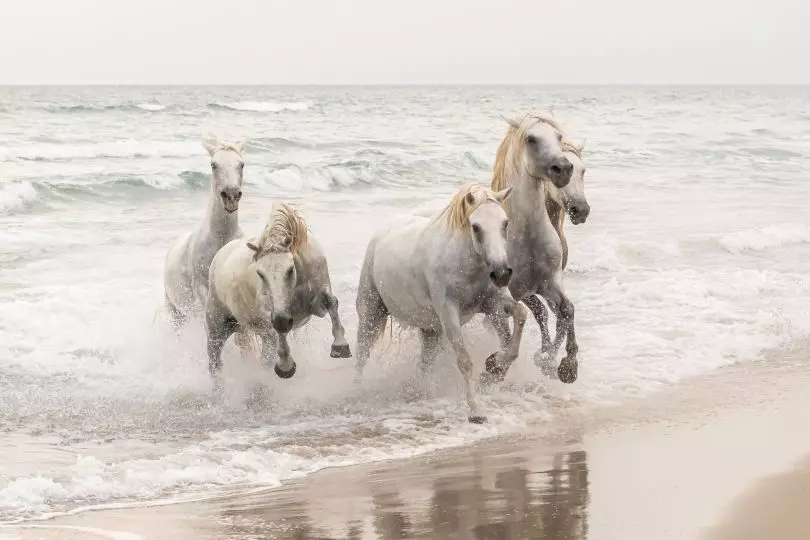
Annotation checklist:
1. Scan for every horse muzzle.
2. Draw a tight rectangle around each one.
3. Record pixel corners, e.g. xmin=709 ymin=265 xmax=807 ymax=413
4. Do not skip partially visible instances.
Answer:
xmin=547 ymin=159 xmax=573 ymax=188
xmin=220 ymin=188 xmax=242 ymax=213
xmin=272 ymin=313 xmax=294 ymax=333
xmin=567 ymin=202 xmax=590 ymax=224
xmin=489 ymin=266 xmax=513 ymax=288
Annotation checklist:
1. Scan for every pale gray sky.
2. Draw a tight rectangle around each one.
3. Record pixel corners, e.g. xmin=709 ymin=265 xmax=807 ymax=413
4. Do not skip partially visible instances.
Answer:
xmin=1 ymin=0 xmax=806 ymax=84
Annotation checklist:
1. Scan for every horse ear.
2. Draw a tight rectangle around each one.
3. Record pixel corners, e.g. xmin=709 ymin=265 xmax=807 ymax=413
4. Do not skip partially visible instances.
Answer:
xmin=494 ymin=186 xmax=513 ymax=203
xmin=577 ymin=138 xmax=587 ymax=153
xmin=247 ymin=241 xmax=260 ymax=253
xmin=234 ymin=140 xmax=247 ymax=154
xmin=202 ymin=141 xmax=217 ymax=156
xmin=500 ymin=114 xmax=521 ymax=130
xmin=465 ymin=192 xmax=476 ymax=206
xmin=280 ymin=236 xmax=293 ymax=249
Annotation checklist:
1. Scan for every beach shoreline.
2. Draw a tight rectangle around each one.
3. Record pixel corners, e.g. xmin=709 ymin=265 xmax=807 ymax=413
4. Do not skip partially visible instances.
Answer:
xmin=3 ymin=340 xmax=809 ymax=540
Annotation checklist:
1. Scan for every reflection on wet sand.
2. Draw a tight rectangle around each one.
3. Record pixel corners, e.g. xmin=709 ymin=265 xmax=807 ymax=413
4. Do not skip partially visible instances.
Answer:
xmin=217 ymin=445 xmax=589 ymax=539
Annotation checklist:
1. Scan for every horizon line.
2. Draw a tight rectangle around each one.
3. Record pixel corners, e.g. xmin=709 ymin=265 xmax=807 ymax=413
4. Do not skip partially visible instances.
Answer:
xmin=1 ymin=82 xmax=809 ymax=88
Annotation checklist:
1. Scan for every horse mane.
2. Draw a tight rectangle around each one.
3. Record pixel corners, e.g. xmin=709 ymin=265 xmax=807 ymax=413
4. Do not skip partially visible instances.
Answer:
xmin=254 ymin=203 xmax=308 ymax=256
xmin=204 ymin=134 xmax=245 ymax=156
xmin=433 ymin=183 xmax=500 ymax=233
xmin=491 ymin=111 xmax=581 ymax=191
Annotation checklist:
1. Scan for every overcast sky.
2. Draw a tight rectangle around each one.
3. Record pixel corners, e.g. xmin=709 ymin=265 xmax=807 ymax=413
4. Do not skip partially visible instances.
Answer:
xmin=1 ymin=0 xmax=806 ymax=85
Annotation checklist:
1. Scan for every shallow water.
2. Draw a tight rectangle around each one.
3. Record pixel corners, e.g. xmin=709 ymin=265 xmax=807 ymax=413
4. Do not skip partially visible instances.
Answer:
xmin=1 ymin=86 xmax=809 ymax=521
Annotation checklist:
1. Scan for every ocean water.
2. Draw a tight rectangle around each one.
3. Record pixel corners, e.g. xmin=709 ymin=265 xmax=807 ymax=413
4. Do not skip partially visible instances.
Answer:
xmin=1 ymin=86 xmax=809 ymax=523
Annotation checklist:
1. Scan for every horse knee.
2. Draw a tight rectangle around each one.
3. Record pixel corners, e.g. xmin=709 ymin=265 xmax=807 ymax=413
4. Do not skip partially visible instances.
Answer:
xmin=559 ymin=298 xmax=575 ymax=322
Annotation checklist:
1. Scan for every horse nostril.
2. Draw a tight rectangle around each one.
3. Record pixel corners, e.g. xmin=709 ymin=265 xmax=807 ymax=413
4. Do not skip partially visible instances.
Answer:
xmin=550 ymin=165 xmax=562 ymax=175
xmin=272 ymin=314 xmax=294 ymax=332
xmin=489 ymin=271 xmax=497 ymax=282
xmin=505 ymin=267 xmax=513 ymax=280
xmin=236 ymin=190 xmax=243 ymax=199
xmin=219 ymin=191 xmax=227 ymax=199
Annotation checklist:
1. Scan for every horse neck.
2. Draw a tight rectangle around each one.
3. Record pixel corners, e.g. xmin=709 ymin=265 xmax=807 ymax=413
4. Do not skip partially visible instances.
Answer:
xmin=203 ymin=187 xmax=239 ymax=239
xmin=546 ymin=195 xmax=565 ymax=234
xmin=506 ymin=172 xmax=552 ymax=228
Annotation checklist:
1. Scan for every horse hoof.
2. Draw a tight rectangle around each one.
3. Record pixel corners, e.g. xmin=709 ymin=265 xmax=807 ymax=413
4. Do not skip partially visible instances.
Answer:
xmin=468 ymin=415 xmax=488 ymax=424
xmin=274 ymin=362 xmax=297 ymax=379
xmin=330 ymin=344 xmax=352 ymax=358
xmin=557 ymin=361 xmax=578 ymax=384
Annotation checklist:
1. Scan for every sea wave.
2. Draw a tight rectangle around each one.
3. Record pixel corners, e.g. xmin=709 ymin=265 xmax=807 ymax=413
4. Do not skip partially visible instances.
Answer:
xmin=46 ymin=103 xmax=170 ymax=113
xmin=208 ymin=101 xmax=313 ymax=113
xmin=0 ymin=402 xmax=531 ymax=521
xmin=134 ymin=103 xmax=167 ymax=112
xmin=0 ymin=181 xmax=39 ymax=214
xmin=0 ymin=140 xmax=202 ymax=162
xmin=718 ymin=224 xmax=810 ymax=253
xmin=0 ymin=172 xmax=207 ymax=214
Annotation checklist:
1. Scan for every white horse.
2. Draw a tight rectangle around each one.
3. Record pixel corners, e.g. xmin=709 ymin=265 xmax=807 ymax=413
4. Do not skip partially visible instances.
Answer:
xmin=523 ymin=135 xmax=590 ymax=369
xmin=482 ymin=112 xmax=581 ymax=384
xmin=164 ymin=136 xmax=246 ymax=326
xmin=355 ymin=184 xmax=528 ymax=423
xmin=205 ymin=204 xmax=351 ymax=386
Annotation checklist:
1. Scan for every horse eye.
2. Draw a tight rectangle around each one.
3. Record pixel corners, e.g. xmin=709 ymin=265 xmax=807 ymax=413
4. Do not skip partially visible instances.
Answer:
xmin=211 ymin=162 xmax=218 ymax=170
xmin=286 ymin=267 xmax=295 ymax=281
xmin=471 ymin=223 xmax=481 ymax=236
xmin=556 ymin=132 xmax=563 ymax=142
xmin=503 ymin=220 xmax=509 ymax=231
xmin=526 ymin=135 xmax=537 ymax=145
xmin=239 ymin=162 xmax=245 ymax=170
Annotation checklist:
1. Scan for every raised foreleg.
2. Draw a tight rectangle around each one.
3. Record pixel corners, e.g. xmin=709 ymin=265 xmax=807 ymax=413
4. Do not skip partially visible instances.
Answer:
xmin=539 ymin=275 xmax=578 ymax=384
xmin=481 ymin=291 xmax=528 ymax=385
xmin=314 ymin=286 xmax=351 ymax=358
xmin=523 ymin=295 xmax=557 ymax=377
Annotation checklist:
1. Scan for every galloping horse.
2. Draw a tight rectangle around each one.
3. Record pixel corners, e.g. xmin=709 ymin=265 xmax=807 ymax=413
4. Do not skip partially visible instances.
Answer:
xmin=205 ymin=204 xmax=351 ymax=388
xmin=482 ymin=113 xmax=581 ymax=384
xmin=355 ymin=184 xmax=527 ymax=423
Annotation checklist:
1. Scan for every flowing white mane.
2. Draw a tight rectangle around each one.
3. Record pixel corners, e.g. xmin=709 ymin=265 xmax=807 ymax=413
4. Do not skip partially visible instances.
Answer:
xmin=252 ymin=203 xmax=309 ymax=257
xmin=434 ymin=183 xmax=503 ymax=233
xmin=203 ymin=134 xmax=246 ymax=156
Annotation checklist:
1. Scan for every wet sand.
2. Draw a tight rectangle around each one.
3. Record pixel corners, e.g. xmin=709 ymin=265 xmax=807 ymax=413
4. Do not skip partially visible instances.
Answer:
xmin=4 ymin=341 xmax=810 ymax=540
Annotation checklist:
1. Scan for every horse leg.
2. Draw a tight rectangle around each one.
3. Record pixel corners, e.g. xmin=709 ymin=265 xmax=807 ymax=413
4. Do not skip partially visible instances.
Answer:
xmin=481 ymin=294 xmax=527 ymax=385
xmin=205 ymin=308 xmax=237 ymax=392
xmin=541 ymin=280 xmax=579 ymax=384
xmin=523 ymin=295 xmax=556 ymax=375
xmin=165 ymin=294 xmax=187 ymax=330
xmin=317 ymin=287 xmax=351 ymax=358
xmin=234 ymin=327 xmax=261 ymax=360
xmin=355 ymin=268 xmax=388 ymax=378
xmin=418 ymin=328 xmax=442 ymax=374
xmin=268 ymin=329 xmax=296 ymax=379
xmin=436 ymin=304 xmax=485 ymax=423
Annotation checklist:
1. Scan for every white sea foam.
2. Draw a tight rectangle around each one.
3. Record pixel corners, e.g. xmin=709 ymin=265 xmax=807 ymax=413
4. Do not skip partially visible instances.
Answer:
xmin=135 ymin=103 xmax=166 ymax=112
xmin=211 ymin=101 xmax=313 ymax=113
xmin=719 ymin=223 xmax=810 ymax=253
xmin=0 ymin=181 xmax=38 ymax=214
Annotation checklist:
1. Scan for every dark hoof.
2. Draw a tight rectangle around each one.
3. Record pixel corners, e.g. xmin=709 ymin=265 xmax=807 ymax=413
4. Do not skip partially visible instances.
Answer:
xmin=558 ymin=360 xmax=578 ymax=384
xmin=274 ymin=362 xmax=297 ymax=379
xmin=484 ymin=353 xmax=506 ymax=377
xmin=330 ymin=344 xmax=352 ymax=358
xmin=468 ymin=415 xmax=488 ymax=424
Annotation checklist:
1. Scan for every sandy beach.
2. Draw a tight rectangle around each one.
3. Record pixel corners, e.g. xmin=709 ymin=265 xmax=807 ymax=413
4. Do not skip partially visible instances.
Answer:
xmin=2 ymin=340 xmax=807 ymax=540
